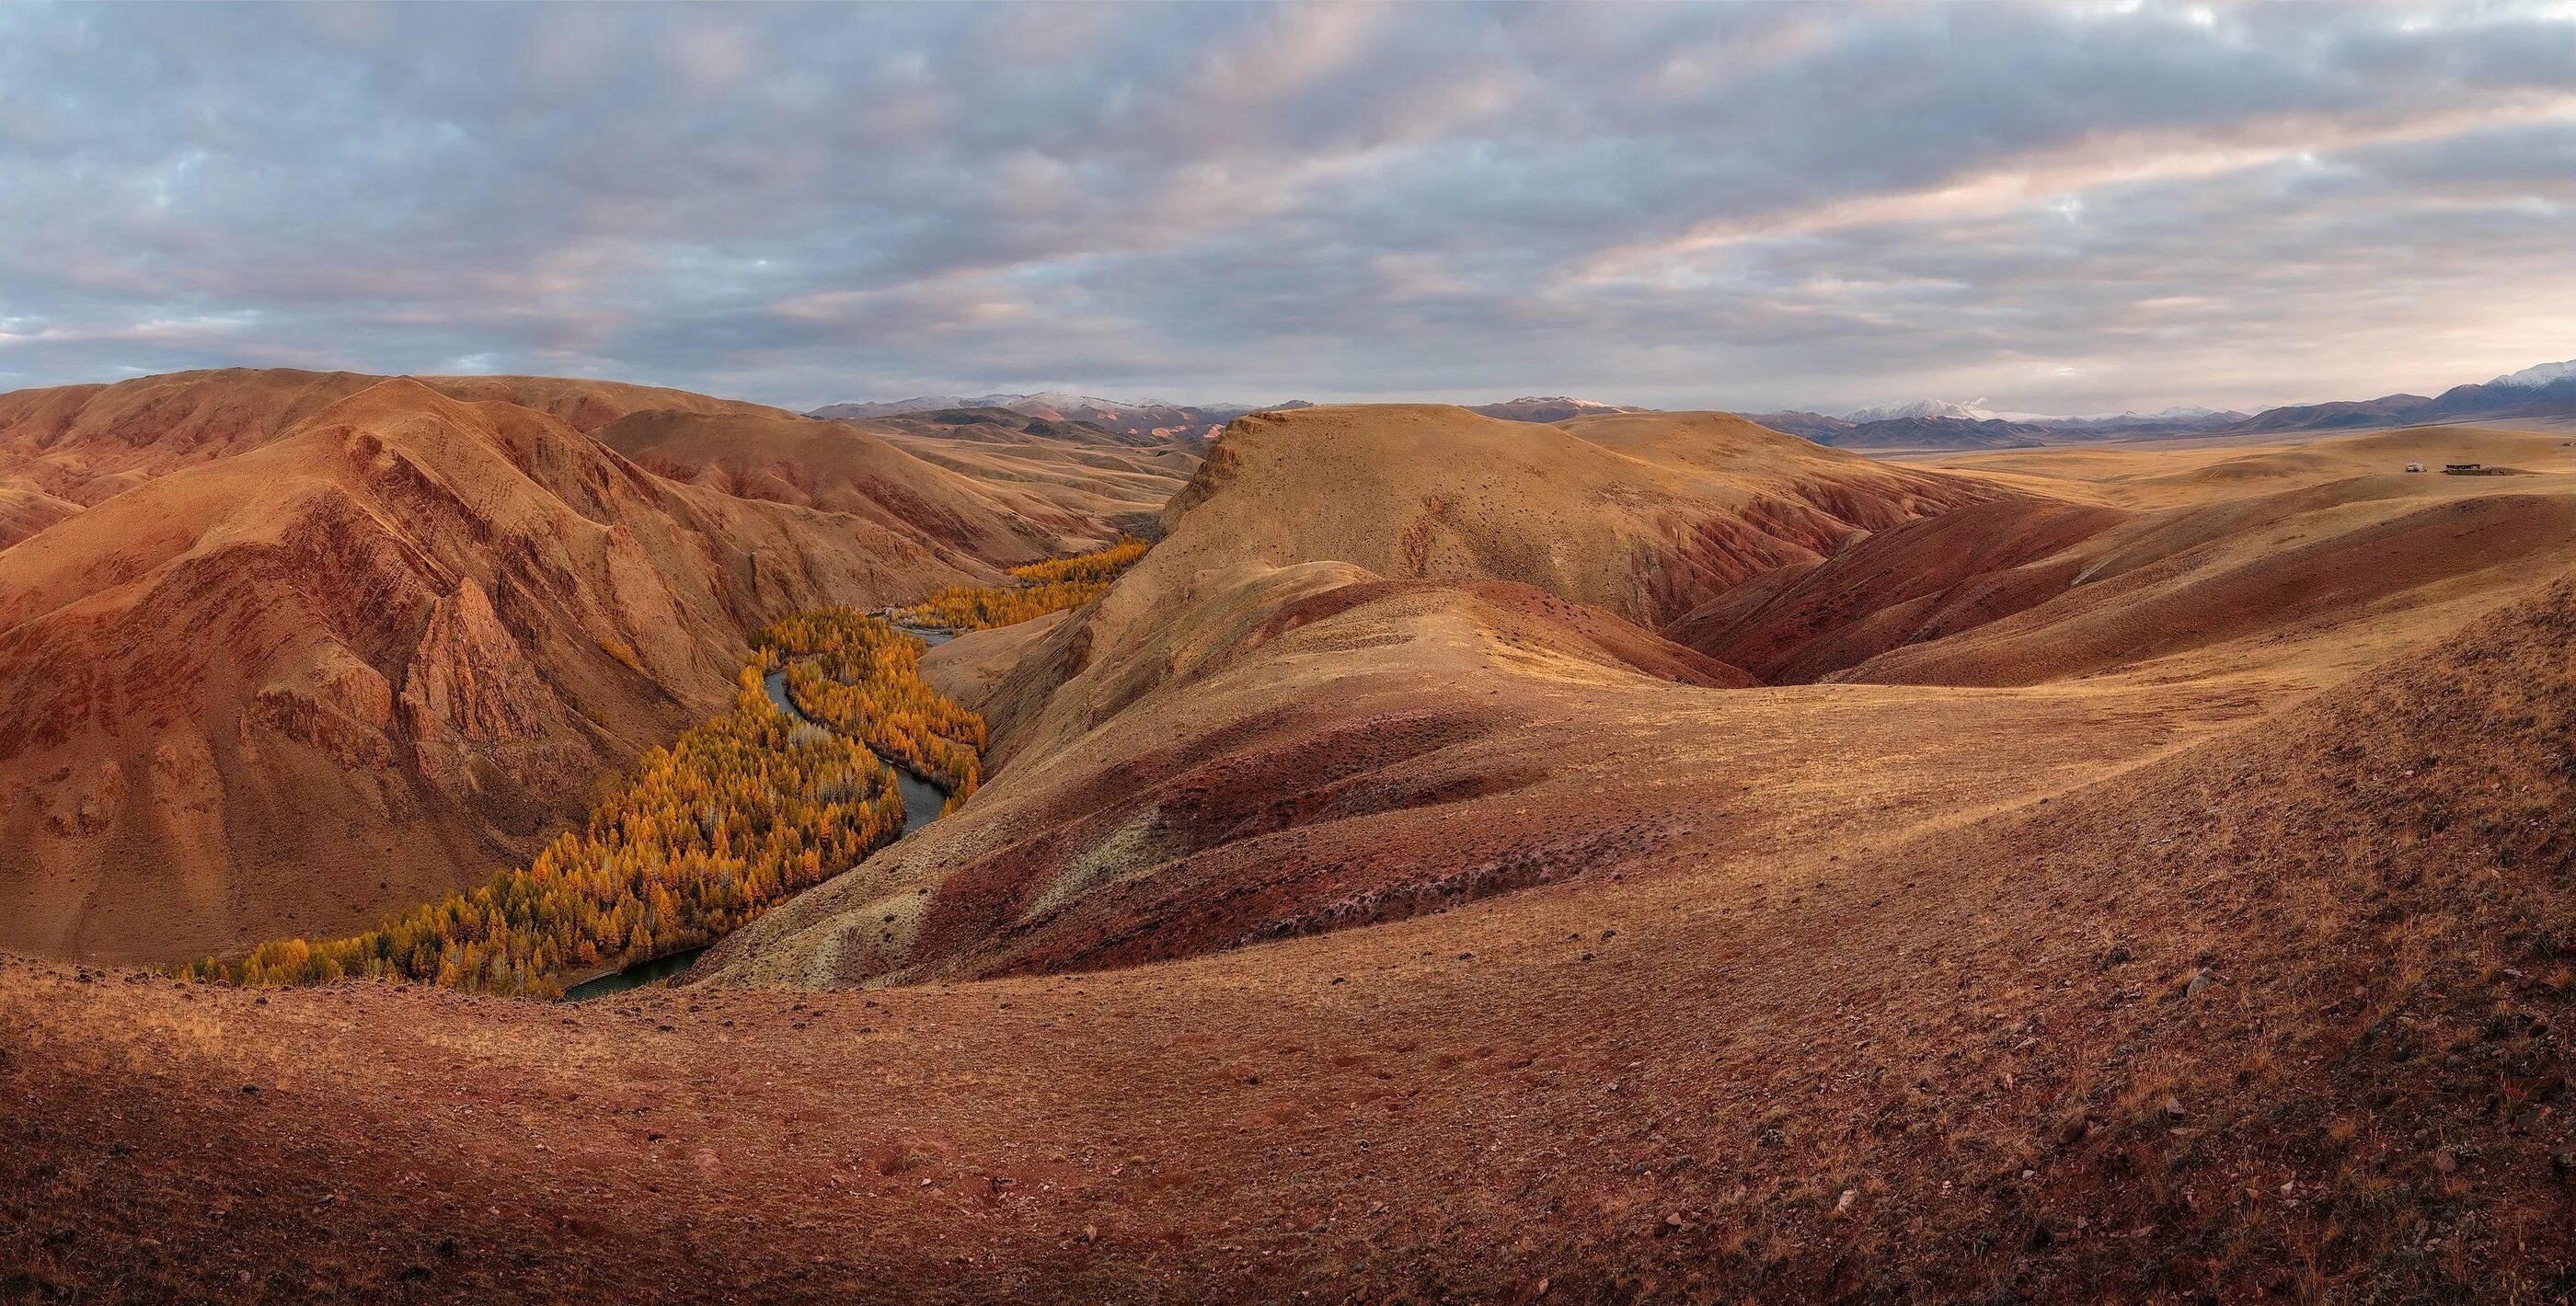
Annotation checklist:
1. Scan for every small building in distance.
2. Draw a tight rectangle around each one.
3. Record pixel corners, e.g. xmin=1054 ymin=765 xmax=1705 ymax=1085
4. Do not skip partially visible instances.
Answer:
xmin=2443 ymin=463 xmax=2512 ymax=475
xmin=2405 ymin=462 xmax=2423 ymax=473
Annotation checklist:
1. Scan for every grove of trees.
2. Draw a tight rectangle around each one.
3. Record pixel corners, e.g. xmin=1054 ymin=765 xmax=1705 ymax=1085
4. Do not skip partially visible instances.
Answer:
xmin=762 ymin=608 xmax=985 ymax=803
xmin=181 ymin=610 xmax=986 ymax=997
xmin=896 ymin=535 xmax=1149 ymax=631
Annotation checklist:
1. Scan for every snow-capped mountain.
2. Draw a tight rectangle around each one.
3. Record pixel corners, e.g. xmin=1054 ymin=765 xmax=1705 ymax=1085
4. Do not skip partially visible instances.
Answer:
xmin=2490 ymin=360 xmax=2576 ymax=389
xmin=1466 ymin=396 xmax=1654 ymax=422
xmin=1844 ymin=399 xmax=2238 ymax=426
xmin=2220 ymin=356 xmax=2576 ymax=433
xmin=1842 ymin=399 xmax=1988 ymax=423
xmin=2055 ymin=405 xmax=2245 ymax=427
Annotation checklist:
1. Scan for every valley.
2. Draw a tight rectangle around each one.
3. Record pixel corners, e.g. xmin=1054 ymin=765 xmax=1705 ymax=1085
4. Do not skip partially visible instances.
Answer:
xmin=0 ymin=372 xmax=1150 ymax=966
xmin=175 ymin=607 xmax=982 ymax=998
xmin=6 ymin=378 xmax=2576 ymax=1301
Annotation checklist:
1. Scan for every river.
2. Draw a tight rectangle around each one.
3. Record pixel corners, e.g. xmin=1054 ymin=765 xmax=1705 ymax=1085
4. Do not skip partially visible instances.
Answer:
xmin=562 ymin=624 xmax=960 ymax=1002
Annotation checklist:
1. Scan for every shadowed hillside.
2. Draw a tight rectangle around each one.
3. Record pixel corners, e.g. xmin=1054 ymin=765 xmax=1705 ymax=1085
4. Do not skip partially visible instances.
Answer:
xmin=594 ymin=407 xmax=1105 ymax=567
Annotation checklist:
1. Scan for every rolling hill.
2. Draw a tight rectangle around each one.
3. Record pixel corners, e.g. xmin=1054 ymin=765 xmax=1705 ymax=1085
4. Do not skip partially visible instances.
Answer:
xmin=839 ymin=407 xmax=1207 ymax=544
xmin=592 ymin=406 xmax=1077 ymax=567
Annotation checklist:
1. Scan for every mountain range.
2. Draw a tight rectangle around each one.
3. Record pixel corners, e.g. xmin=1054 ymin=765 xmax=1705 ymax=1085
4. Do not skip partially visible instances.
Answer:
xmin=819 ymin=357 xmax=2576 ymax=455
xmin=808 ymin=392 xmax=1664 ymax=437
xmin=810 ymin=392 xmax=1262 ymax=439
xmin=1765 ymin=357 xmax=2576 ymax=449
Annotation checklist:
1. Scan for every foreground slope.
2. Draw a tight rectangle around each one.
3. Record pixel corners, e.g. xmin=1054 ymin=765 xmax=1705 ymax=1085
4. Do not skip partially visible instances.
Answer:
xmin=7 ymin=569 xmax=2574 ymax=1301
xmin=0 ymin=378 xmax=993 ymax=962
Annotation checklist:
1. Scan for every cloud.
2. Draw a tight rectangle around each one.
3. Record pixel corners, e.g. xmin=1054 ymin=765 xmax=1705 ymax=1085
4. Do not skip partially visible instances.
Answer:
xmin=0 ymin=1 xmax=2571 ymax=414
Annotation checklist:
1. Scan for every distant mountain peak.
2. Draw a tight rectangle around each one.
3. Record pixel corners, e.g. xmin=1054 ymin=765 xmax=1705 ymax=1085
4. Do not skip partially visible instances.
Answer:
xmin=1501 ymin=395 xmax=1616 ymax=408
xmin=1840 ymin=398 xmax=2245 ymax=428
xmin=1843 ymin=398 xmax=1983 ymax=423
xmin=2490 ymin=359 xmax=2576 ymax=389
xmin=810 ymin=392 xmax=1255 ymax=437
xmin=1466 ymin=396 xmax=1653 ymax=422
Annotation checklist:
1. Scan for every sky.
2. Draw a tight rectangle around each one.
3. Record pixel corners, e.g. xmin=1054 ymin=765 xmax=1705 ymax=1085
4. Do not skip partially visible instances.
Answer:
xmin=2 ymin=2 xmax=2573 ymax=418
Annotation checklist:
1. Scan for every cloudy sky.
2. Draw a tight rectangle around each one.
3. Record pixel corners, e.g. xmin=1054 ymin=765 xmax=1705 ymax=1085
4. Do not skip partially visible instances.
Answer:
xmin=2 ymin=2 xmax=2573 ymax=416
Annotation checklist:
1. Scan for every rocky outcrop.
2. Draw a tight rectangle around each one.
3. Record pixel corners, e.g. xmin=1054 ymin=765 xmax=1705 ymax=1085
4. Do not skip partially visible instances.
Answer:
xmin=241 ymin=645 xmax=399 ymax=770
xmin=398 ymin=579 xmax=593 ymax=798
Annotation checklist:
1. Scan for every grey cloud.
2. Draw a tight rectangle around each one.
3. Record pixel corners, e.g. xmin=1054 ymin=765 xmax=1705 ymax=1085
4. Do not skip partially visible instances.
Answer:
xmin=1 ymin=2 xmax=2572 ymax=413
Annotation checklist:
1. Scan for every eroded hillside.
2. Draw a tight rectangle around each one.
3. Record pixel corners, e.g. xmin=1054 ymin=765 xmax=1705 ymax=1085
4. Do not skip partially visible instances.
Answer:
xmin=708 ymin=410 xmax=2576 ymax=991
xmin=0 ymin=375 xmax=1041 ymax=962
xmin=853 ymin=407 xmax=1207 ymax=544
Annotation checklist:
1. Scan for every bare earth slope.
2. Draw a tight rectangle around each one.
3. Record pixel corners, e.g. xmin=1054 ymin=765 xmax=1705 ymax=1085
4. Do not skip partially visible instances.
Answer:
xmin=974 ymin=405 xmax=2000 ymax=762
xmin=1151 ymin=405 xmax=1989 ymax=628
xmin=0 ymin=481 xmax=80 ymax=550
xmin=0 ymin=378 xmax=989 ymax=963
xmin=1838 ymin=428 xmax=2576 ymax=688
xmin=1664 ymin=427 xmax=2576 ymax=688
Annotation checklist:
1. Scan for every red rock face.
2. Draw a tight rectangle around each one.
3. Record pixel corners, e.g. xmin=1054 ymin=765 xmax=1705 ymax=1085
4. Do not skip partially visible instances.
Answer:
xmin=397 ymin=579 xmax=593 ymax=799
